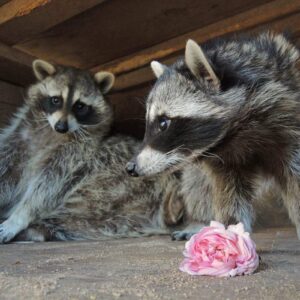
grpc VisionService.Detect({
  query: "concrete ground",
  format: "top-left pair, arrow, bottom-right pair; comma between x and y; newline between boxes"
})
0,227 -> 299,300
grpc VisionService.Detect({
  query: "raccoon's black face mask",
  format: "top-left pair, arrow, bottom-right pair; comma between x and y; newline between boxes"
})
28,59 -> 115,136
126,40 -> 228,177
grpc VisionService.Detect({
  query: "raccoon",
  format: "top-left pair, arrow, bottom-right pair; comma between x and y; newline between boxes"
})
0,60 -> 182,243
126,32 -> 300,240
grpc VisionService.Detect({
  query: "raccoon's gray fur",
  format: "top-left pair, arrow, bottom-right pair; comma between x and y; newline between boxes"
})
126,32 -> 300,240
0,60 -> 181,243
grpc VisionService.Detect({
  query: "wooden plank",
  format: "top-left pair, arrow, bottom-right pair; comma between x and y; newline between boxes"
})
0,80 -> 24,106
113,56 -> 178,92
0,80 -> 24,128
0,0 -> 107,45
109,84 -> 150,139
0,41 -> 35,86
0,0 -> 52,25
0,0 -> 10,7
249,11 -> 300,36
92,0 -> 300,75
0,101 -> 20,128
14,0 -> 272,69
111,10 -> 300,91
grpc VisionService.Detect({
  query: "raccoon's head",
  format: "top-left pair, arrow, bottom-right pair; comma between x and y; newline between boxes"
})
126,40 -> 241,177
26,59 -> 115,136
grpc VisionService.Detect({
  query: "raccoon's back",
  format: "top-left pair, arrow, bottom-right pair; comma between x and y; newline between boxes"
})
206,32 -> 300,90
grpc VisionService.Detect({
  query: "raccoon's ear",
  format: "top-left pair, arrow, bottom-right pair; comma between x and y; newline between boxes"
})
185,39 -> 220,89
94,71 -> 115,94
151,61 -> 166,78
32,59 -> 56,81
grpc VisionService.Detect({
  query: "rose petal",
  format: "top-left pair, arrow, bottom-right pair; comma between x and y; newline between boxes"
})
210,221 -> 226,229
179,221 -> 259,277
228,222 -> 245,235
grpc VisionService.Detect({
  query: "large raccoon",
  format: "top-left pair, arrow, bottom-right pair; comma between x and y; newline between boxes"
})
0,60 -> 182,243
126,32 -> 300,240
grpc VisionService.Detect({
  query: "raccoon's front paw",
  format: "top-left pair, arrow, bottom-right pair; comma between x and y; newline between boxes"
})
171,223 -> 206,241
171,230 -> 195,241
0,221 -> 18,243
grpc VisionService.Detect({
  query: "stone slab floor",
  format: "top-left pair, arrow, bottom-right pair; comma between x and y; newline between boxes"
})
0,227 -> 299,300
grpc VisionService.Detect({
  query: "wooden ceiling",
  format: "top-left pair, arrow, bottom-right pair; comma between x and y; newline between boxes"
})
0,0 -> 299,91
0,0 -> 299,137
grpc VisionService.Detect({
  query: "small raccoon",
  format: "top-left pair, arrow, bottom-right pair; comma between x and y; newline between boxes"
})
0,60 -> 182,243
126,32 -> 300,240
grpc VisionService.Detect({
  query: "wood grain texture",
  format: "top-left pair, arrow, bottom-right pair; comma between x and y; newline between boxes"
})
0,80 -> 24,127
0,0 -> 10,7
0,0 -> 107,45
0,41 -> 35,86
109,84 -> 151,138
111,10 -> 300,91
92,0 -> 300,75
112,55 -> 178,92
14,0 -> 272,69
0,0 -> 51,25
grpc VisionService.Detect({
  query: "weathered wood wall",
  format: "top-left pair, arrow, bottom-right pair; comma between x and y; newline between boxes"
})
0,80 -> 23,127
0,0 -> 299,137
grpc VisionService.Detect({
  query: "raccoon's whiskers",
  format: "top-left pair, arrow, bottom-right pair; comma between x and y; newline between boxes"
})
79,127 -> 90,139
72,129 -> 84,142
201,151 -> 224,164
37,124 -> 50,130
134,96 -> 146,108
74,127 -> 90,143
34,117 -> 48,122
76,130 -> 85,141
73,131 -> 79,142
159,145 -> 192,172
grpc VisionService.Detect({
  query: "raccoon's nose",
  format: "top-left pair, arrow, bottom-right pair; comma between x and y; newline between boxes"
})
54,120 -> 69,133
126,161 -> 139,177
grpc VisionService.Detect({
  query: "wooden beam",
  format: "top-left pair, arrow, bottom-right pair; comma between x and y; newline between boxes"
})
0,41 -> 35,86
15,0 -> 272,69
111,10 -> 300,92
92,0 -> 300,75
112,56 -> 178,92
0,0 -> 10,7
0,80 -> 24,127
0,0 -> 52,25
0,80 -> 24,106
0,0 -> 107,45
109,84 -> 150,139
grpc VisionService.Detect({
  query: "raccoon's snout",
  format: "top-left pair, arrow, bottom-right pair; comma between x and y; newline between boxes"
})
54,120 -> 69,134
125,161 -> 139,177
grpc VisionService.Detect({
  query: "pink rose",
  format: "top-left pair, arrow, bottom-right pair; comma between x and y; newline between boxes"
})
179,221 -> 259,277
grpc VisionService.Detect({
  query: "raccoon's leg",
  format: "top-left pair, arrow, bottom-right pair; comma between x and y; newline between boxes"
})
13,225 -> 52,243
162,181 -> 197,241
171,223 -> 206,241
162,184 -> 185,227
0,167 -> 79,243
170,165 -> 212,241
281,178 -> 300,239
0,206 -> 31,243
0,142 -> 23,211
0,107 -> 28,210
211,172 -> 255,233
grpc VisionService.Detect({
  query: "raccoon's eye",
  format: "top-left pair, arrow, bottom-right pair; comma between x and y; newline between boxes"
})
158,116 -> 171,132
50,96 -> 62,106
73,101 -> 90,116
